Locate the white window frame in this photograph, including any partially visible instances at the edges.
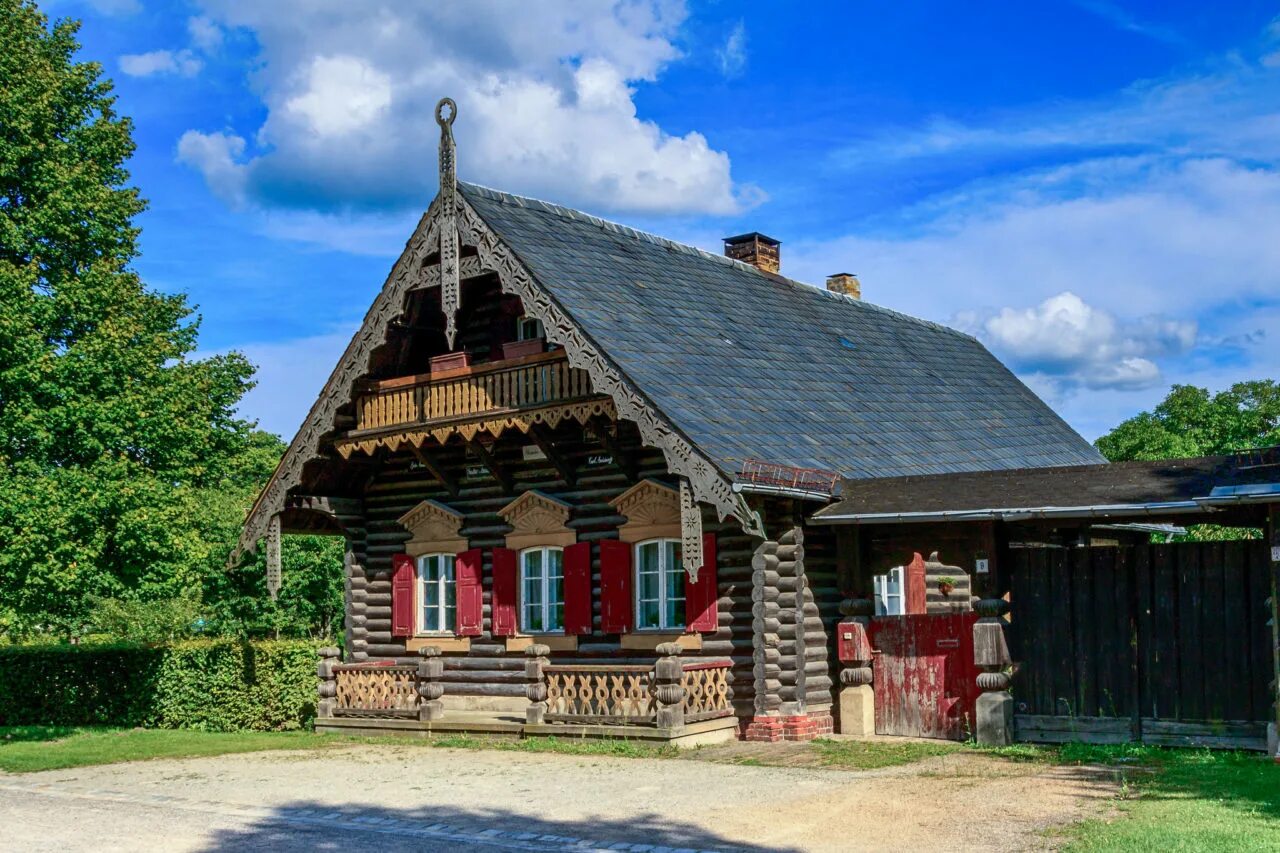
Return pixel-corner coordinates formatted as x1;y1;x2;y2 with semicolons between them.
634;538;686;631
874;565;905;616
516;315;545;341
519;546;565;634
417;553;456;634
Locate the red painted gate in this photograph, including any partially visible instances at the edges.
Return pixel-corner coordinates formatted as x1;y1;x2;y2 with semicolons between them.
869;613;981;740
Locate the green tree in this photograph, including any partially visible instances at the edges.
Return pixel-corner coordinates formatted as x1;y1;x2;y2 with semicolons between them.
0;2;341;639
1096;382;1280;461
1096;381;1278;542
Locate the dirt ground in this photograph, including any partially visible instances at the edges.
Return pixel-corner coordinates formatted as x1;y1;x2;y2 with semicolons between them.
0;744;1118;852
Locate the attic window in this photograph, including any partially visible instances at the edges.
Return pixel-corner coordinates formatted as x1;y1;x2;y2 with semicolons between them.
837;336;857;350
517;316;545;341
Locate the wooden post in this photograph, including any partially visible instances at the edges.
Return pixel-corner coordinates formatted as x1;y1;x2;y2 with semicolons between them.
836;597;875;735
416;646;444;722
316;646;340;719
1268;505;1280;760
973;598;1014;745
525;643;550;725
653;642;686;730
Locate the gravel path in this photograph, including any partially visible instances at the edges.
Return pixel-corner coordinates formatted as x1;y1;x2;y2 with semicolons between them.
0;745;1117;852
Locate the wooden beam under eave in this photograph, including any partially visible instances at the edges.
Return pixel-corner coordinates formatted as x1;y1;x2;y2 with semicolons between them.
587;416;638;481
466;439;514;494
409;443;460;498
529;424;577;487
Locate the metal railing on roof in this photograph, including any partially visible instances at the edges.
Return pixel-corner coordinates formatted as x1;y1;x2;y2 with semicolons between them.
738;458;840;497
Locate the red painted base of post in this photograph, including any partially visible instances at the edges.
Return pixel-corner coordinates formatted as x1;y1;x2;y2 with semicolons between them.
740;712;834;742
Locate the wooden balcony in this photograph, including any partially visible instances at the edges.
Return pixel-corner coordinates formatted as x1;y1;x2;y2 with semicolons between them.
350;350;603;436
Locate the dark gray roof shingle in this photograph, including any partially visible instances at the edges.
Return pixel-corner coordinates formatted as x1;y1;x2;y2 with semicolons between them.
461;182;1105;480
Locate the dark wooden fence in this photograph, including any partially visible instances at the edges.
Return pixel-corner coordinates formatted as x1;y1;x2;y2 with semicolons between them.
1008;541;1273;750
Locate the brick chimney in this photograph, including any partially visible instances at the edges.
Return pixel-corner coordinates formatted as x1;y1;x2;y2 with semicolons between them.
723;232;780;274
826;273;861;299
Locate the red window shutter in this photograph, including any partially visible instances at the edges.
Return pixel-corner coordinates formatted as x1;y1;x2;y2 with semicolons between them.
563;541;592;635
391;553;415;638
490;547;518;637
599;539;632;634
685;533;719;633
455;548;483;637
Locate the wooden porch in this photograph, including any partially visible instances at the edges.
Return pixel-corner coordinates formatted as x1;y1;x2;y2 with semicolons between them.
313;645;739;748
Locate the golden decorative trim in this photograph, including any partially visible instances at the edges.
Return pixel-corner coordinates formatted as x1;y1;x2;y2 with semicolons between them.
334;399;616;459
506;635;578;653
611;479;680;544
499;490;575;551
620;632;702;652
408;636;470;653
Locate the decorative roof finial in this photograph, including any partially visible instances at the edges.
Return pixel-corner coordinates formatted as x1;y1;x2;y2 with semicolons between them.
436;97;461;348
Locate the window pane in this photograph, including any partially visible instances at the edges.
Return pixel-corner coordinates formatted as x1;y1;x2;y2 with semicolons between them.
522;550;544;633
638;599;660;629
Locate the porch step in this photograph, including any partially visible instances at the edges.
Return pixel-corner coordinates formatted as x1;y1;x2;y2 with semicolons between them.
315;713;739;749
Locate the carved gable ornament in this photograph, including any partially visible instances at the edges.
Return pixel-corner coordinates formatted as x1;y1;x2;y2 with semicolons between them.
499;490;575;550
398;499;467;556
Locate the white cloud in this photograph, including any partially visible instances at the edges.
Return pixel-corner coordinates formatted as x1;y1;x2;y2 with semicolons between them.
179;1;757;216
284;56;393;137
119;49;202;78
187;15;224;52
176;130;247;205
956;292;1196;392
716;20;747;78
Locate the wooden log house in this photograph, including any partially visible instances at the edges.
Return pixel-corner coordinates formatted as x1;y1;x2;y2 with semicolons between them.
233;98;1109;744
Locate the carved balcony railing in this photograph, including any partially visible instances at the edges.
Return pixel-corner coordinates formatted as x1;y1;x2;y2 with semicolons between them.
332;662;418;718
352;350;600;435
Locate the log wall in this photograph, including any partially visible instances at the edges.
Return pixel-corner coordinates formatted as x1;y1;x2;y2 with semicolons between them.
342;419;761;719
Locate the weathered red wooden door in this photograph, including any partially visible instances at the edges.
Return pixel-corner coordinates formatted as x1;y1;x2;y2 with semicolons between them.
870;613;980;740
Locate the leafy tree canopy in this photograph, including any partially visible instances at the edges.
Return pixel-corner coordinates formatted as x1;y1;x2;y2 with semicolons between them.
0;2;341;641
1096;381;1280;462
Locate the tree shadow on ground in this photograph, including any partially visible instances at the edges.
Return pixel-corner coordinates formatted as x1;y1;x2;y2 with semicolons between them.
1129;751;1280;822
199;799;795;853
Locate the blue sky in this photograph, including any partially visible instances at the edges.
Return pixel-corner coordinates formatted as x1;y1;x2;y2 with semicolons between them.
52;0;1280;441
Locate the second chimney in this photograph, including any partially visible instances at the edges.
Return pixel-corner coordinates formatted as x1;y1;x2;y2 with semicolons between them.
723;232;781;274
826;273;861;299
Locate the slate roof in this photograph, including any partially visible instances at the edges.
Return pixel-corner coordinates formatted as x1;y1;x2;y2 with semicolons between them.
460;182;1106;481
813;449;1280;522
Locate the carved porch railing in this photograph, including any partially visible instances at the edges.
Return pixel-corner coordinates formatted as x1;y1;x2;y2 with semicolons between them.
352;350;598;434
540;650;733;728
331;662;418;717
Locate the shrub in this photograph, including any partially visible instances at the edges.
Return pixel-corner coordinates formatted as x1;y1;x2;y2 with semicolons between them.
0;640;319;731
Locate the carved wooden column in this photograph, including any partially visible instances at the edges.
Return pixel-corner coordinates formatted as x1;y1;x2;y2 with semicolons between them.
525;643;550;725
973;598;1014;745
416;646;444;722
751;539;783;720
836;598;875;735
653;642;686;730
316;646;340;719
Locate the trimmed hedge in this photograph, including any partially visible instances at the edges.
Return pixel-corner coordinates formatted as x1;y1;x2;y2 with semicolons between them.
0;640;319;731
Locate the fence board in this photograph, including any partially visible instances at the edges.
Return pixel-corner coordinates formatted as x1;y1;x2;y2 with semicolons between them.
1010;540;1270;750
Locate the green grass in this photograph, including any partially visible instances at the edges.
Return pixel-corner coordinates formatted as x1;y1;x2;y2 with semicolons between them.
425;734;678;759
1056;747;1280;852
0;726;339;773
811;737;962;769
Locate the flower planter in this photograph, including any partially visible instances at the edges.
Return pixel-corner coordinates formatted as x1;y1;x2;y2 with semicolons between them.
937;582;955;596
501;338;545;360
429;351;471;372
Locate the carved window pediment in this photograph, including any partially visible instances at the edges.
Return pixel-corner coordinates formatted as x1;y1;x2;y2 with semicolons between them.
398;499;467;556
499;490;575;549
611;479;680;543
